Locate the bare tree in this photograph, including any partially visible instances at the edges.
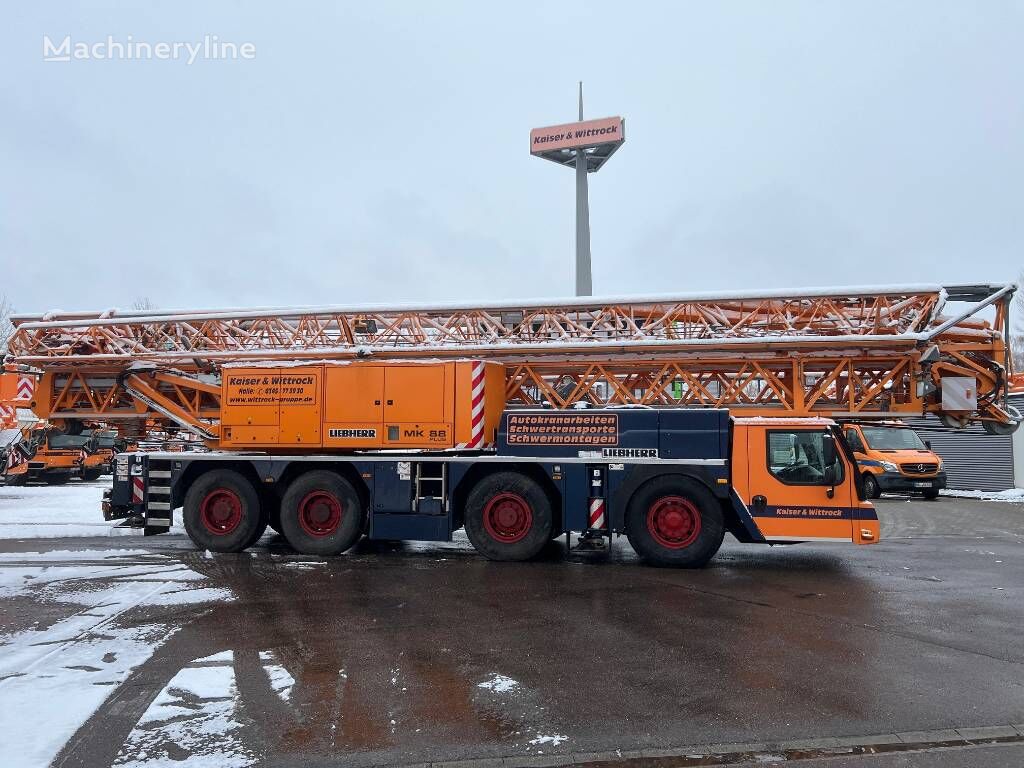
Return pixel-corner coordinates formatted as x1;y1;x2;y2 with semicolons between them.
0;294;13;357
131;297;156;311
1012;273;1024;372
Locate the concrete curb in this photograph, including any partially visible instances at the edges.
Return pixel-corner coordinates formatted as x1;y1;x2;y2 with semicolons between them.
423;723;1024;767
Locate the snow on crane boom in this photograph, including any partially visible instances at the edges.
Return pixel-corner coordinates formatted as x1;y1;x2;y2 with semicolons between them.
6;282;1018;437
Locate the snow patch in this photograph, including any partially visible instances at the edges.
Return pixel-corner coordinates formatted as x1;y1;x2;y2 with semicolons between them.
0;548;236;767
477;674;519;693
113;651;256;768
529;733;569;747
0;616;173;768
145;587;234;606
259;651;295;703
941;488;1024;503
0;483;185;539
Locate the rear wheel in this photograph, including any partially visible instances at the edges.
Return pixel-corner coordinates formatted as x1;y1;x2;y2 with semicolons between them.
183;470;263;552
862;473;880;499
82;467;104;482
280;471;364;555
46;474;70;485
626;476;724;567
464;472;553;561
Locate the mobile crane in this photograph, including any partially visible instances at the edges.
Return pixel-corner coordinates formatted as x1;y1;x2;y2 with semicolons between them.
6;283;1016;565
1;368;36;483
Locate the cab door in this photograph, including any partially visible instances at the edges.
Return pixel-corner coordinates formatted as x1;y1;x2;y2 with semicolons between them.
746;426;854;542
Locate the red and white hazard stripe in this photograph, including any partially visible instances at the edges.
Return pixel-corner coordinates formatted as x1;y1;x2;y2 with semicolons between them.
5;448;24;471
588;497;606;530
132;477;145;503
458;361;488;449
16;376;34;401
0;405;14;421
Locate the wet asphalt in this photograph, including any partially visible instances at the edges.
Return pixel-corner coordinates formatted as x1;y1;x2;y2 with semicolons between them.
3;496;1023;767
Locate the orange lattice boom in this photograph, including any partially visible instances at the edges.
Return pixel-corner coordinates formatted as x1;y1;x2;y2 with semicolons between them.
6;283;1017;435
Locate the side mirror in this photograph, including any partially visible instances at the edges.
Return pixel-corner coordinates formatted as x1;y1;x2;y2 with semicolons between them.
822;433;837;468
824;463;837;487
823;434;838;496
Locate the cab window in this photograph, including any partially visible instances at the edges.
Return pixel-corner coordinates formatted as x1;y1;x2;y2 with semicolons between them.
767;430;844;486
47;434;91;450
860;426;926;451
844;428;865;452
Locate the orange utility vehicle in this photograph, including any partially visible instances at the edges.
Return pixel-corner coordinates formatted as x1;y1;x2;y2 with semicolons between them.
11;423;109;484
842;422;945;499
81;428;127;473
1;367;36;483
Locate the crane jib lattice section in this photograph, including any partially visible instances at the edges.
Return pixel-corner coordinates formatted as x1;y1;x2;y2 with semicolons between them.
5;284;1015;427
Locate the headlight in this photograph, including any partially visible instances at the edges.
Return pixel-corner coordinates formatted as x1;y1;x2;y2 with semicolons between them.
936;458;943;470
880;460;899;472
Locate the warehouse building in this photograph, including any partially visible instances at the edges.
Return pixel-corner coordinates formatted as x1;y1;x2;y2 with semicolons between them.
904;394;1024;492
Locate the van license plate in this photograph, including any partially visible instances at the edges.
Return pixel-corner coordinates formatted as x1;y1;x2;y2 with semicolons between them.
914;482;932;488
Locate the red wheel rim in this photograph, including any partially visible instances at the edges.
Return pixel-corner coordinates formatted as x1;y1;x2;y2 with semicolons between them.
647;495;701;549
200;488;243;535
482;492;533;543
298;491;343;537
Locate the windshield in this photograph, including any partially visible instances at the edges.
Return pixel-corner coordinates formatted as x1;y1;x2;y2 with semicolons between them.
47;434;92;450
861;427;926;451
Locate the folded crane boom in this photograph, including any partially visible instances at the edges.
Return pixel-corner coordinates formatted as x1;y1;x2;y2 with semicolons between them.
7;283;1017;439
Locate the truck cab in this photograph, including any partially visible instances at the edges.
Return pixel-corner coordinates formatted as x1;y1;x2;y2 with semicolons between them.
842;422;945;500
81;429;126;474
732;418;878;545
24;427;109;484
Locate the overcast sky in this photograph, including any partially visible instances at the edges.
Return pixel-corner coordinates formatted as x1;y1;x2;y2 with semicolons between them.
1;2;1021;314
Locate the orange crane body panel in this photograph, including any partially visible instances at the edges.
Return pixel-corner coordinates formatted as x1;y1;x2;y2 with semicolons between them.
219;361;504;451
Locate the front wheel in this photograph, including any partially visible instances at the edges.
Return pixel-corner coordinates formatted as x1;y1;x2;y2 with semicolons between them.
183;470;264;552
279;471;364;555
626;476;724;567
862;473;880;500
464;472;553;561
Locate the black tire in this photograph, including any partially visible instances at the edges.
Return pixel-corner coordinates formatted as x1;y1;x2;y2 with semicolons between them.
183;470;263;553
625;476;724;567
46;474;71;485
862;473;881;499
464;472;553;561
279;471;364;555
82;468;104;482
922;488;940;500
243;516;269;548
